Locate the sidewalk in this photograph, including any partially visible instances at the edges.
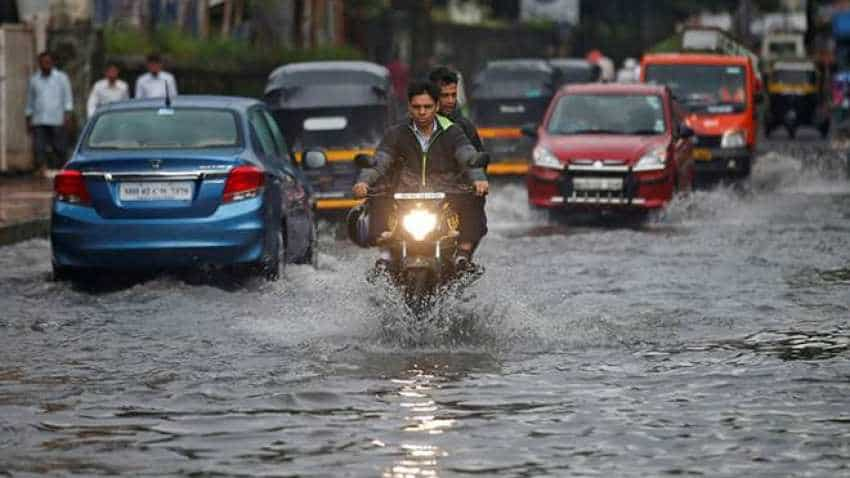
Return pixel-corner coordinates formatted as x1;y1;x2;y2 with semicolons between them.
0;175;52;246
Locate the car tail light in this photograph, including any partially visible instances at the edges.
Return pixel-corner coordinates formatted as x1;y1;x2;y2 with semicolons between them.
223;165;264;203
54;170;91;205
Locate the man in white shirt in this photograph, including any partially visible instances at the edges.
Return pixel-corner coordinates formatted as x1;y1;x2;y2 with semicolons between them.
25;51;73;175
134;53;178;99
86;62;129;118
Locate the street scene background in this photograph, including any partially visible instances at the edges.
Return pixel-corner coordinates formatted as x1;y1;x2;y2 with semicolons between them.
2;1;850;477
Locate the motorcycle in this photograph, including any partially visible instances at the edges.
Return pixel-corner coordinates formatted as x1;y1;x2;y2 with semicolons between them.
353;190;482;313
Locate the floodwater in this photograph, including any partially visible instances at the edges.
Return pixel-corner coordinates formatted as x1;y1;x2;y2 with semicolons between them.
1;138;849;477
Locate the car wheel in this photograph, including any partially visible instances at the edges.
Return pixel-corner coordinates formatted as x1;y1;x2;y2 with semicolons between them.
304;227;319;268
51;263;77;282
786;125;797;139
289;217;319;267
820;121;831;139
261;228;285;281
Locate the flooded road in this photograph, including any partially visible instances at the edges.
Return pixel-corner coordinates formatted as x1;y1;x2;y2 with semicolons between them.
1;138;849;476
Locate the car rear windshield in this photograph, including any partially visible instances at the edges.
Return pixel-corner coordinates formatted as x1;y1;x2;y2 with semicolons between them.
546;94;667;135
85;108;241;150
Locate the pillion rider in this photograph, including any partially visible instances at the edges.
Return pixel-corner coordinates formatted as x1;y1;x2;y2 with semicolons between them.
353;80;489;269
428;66;485;152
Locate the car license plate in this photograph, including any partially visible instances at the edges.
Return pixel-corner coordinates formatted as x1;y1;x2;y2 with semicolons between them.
573;177;623;191
692;148;713;161
119;181;193;201
499;104;526;114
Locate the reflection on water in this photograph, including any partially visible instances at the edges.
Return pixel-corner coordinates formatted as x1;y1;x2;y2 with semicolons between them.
819;267;850;285
384;367;452;478
375;354;498;478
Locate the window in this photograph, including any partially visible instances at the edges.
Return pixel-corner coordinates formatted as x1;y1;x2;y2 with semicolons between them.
546;94;667;135
645;64;748;113
261;109;290;160
249;109;279;158
86;108;240;150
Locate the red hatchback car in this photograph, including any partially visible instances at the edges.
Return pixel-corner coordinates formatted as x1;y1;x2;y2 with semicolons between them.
526;83;695;216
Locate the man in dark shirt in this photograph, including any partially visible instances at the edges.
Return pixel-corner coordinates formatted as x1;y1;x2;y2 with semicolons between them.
428;66;485;152
353;80;488;268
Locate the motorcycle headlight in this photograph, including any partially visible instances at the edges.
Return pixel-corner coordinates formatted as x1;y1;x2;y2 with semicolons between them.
402;209;438;241
532;145;563;170
633;146;667;172
721;130;746;149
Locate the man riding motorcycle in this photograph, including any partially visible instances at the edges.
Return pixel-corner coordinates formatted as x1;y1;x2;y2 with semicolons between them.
353;80;489;270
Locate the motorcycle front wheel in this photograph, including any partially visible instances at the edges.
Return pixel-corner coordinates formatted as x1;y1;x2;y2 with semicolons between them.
404;268;434;315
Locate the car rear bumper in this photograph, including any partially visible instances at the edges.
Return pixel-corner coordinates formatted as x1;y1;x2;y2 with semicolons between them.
50;198;266;269
527;166;674;210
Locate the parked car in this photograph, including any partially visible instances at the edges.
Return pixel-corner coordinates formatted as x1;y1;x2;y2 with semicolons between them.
50;96;317;282
263;61;395;215
526;83;695;218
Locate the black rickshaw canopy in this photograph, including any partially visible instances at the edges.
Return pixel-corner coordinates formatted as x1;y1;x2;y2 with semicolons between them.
264;61;392;109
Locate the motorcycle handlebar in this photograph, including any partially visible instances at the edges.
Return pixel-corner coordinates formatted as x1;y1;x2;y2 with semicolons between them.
365;188;479;199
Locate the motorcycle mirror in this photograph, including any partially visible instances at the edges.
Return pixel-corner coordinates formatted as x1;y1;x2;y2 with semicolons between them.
303;149;327;169
354;153;374;169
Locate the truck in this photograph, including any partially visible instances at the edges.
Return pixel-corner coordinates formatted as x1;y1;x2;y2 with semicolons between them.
642;28;762;179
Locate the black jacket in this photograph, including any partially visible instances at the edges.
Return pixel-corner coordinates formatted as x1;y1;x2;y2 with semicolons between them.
359;115;486;193
446;109;485;152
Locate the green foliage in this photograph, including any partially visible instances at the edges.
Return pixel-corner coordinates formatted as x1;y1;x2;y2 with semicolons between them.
346;0;389;19
104;26;363;71
103;26;153;55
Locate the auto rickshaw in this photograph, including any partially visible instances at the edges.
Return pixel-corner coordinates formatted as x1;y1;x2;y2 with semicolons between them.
263;61;395;214
764;60;830;139
470;59;557;176
548;58;601;89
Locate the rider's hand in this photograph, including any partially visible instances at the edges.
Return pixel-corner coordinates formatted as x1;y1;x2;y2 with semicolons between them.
473;180;489;196
353;182;369;198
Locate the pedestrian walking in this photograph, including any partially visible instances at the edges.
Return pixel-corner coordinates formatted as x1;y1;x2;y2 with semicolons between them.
134;53;178;99
25;51;73;176
86;62;129;118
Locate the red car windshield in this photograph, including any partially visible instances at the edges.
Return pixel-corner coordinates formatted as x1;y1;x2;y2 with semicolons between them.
546;94;667;136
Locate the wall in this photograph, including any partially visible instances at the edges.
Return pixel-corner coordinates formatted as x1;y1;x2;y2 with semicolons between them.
0;25;36;172
48;23;101;132
358;15;560;82
432;22;559;80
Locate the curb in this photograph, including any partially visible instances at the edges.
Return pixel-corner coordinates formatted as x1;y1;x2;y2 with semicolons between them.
0;218;50;246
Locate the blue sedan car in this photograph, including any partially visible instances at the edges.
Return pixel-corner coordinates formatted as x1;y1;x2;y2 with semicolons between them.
50;96;317;282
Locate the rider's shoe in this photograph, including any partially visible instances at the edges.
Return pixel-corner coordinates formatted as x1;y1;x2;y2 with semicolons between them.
367;258;392;284
454;252;484;278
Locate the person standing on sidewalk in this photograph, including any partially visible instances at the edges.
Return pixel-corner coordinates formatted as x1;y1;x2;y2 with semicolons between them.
86;62;129;118
134;53;178;99
25;51;73;176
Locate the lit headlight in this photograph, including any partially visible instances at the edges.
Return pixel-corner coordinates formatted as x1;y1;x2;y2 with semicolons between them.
633;146;667;172
721;130;746;148
532;145;563;170
402;209;437;241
